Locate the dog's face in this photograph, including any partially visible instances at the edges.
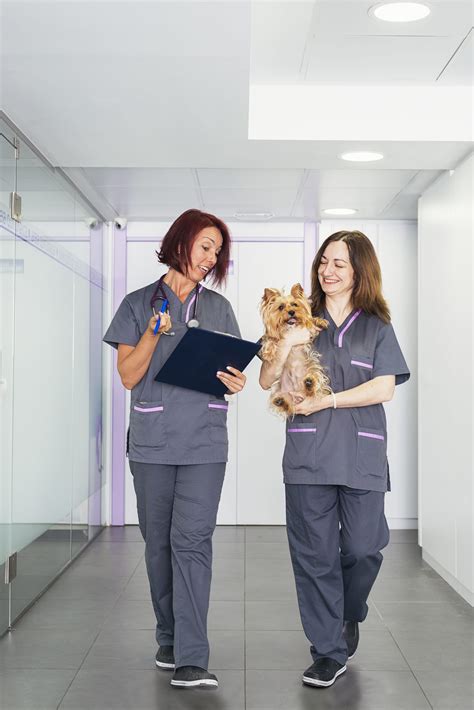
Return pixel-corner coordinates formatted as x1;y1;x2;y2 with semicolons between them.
260;283;314;339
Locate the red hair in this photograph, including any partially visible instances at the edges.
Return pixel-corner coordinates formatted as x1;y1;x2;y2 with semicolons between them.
157;209;231;287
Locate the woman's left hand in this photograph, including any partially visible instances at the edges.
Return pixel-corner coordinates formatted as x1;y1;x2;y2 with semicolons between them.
216;366;247;394
294;394;330;416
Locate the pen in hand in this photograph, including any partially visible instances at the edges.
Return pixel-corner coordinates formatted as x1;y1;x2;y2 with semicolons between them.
153;299;169;335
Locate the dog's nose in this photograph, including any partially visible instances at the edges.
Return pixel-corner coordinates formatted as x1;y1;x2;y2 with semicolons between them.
288;310;295;317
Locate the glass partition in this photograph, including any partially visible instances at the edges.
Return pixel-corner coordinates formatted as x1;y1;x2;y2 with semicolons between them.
0;128;17;632
0;118;104;633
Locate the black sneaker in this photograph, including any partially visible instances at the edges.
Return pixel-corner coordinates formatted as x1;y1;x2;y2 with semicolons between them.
302;658;346;688
343;621;359;660
170;666;218;689
155;646;175;670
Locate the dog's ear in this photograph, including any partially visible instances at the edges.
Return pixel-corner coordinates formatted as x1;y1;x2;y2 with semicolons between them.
290;283;304;299
262;288;279;304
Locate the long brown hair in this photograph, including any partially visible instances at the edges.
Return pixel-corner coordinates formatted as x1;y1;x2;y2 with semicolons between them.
310;230;391;323
157;209;231;287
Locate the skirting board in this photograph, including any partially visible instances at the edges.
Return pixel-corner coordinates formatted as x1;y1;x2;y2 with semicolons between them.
387;518;417;530
423;550;473;607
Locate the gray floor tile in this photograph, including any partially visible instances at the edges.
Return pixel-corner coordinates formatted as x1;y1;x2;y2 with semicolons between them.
245;630;311;670
245;526;287;542
96;526;144;543
101;598;156;631
414;670;474;710
371;573;465;603
0;669;76;710
0;628;98;669
391;628;474;671
11;596;116;631
375;601;474;633
213;526;245;543
82;628;157;670
246;669;432;710
44;572;130;600
389;529;419;544
245;542;292;559
213;542;245;558
78;541;145;558
59;669;245;709
210;558;245;601
245;557;296;601
245;601;303;631
348;630;410;670
209;629;245;669
208;601;245;630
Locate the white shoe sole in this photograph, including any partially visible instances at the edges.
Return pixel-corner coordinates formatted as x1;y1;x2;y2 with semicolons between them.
303;665;347;687
347;652;355;660
171;679;218;688
156;660;175;670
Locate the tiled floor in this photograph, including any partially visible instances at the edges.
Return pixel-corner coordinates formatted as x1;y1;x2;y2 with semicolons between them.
0;526;472;709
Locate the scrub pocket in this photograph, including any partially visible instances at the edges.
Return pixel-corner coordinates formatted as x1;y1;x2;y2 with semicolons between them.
356;428;386;477
283;424;317;473
130;401;166;449
208;401;229;445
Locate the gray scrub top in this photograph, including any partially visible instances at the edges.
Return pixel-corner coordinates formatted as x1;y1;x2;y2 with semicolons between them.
283;308;410;492
103;280;241;465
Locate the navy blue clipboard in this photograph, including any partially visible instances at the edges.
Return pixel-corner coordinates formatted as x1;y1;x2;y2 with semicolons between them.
154;328;261;397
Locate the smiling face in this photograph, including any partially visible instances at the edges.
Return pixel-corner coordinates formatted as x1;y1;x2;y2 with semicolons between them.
318;240;355;298
187;226;223;283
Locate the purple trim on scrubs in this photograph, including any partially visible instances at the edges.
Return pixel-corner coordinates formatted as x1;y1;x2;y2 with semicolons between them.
134;405;164;413
338;308;362;347
208;403;228;410
185;284;204;322
358;431;384;441
351;359;373;369
288;428;317;433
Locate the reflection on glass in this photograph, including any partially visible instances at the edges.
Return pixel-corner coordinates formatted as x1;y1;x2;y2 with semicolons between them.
0;119;104;634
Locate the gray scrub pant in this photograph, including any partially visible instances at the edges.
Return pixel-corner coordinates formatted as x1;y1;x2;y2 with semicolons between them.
130;461;226;670
285;484;390;666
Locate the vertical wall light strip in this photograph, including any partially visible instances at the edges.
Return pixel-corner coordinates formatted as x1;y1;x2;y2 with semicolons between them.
89;225;104;529
303;222;317;294
111;226;127;525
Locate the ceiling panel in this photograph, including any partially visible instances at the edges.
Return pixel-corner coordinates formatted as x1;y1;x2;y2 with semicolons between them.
197;169;304;189
306;36;461;83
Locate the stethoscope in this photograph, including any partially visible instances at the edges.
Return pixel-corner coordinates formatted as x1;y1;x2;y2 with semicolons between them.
150;275;202;336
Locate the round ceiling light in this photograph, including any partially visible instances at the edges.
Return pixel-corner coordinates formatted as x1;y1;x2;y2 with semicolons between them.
341;151;384;162
323;208;358;216
370;2;431;22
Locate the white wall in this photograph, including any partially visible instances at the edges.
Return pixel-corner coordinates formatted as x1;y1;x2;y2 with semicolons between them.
121;219;417;528
418;153;473;605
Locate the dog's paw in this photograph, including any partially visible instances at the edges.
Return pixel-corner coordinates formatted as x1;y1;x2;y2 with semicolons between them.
313;317;329;331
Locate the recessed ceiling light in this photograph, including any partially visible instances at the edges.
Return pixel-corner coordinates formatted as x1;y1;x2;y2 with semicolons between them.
323;208;358;216
370;2;431;22
341;151;384;162
233;212;274;220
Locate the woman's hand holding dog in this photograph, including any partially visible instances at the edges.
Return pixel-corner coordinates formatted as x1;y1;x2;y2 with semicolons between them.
294;393;331;416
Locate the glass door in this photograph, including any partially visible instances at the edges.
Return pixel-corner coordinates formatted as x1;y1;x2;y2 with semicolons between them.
0;125;18;634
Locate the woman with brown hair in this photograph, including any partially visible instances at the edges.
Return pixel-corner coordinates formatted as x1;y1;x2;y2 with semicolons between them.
259;230;410;688
104;209;246;689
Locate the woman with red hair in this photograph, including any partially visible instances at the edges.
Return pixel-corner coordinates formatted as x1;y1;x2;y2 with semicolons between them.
104;209;246;689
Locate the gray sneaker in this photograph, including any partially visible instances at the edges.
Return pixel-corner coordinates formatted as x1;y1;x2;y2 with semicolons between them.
171;666;218;688
155;646;175;670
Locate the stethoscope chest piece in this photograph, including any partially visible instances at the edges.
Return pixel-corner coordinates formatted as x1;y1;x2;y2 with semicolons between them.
187;318;200;329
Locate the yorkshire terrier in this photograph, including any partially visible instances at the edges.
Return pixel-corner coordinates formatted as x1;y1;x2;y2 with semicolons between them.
260;283;330;417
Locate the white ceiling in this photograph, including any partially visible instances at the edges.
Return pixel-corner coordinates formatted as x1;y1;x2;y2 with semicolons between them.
0;0;472;221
